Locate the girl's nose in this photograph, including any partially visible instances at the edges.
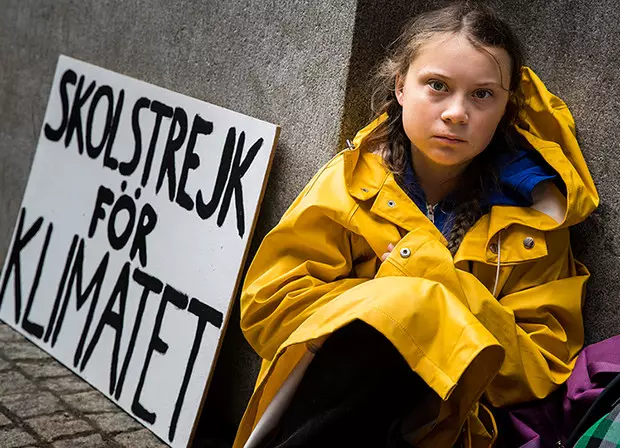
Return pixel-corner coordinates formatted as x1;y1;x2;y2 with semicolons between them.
440;97;469;125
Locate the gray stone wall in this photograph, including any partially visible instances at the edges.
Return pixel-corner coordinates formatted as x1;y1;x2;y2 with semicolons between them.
0;0;357;443
2;0;620;446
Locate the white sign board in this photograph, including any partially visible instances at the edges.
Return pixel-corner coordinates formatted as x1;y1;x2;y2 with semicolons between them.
0;55;279;447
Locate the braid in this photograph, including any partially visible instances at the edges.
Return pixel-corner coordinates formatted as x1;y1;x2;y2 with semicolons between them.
446;192;484;256
445;129;513;256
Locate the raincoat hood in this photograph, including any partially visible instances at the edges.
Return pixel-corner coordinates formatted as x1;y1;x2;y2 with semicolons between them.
516;67;598;227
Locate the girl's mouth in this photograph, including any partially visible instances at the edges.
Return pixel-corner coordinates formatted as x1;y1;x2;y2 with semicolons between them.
433;135;466;144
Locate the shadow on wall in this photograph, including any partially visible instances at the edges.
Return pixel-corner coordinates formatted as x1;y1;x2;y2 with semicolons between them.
338;0;424;147
338;0;477;147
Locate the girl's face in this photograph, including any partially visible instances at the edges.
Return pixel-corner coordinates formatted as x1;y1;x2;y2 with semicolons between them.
395;32;512;170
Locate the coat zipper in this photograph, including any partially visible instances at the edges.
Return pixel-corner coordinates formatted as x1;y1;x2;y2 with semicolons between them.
426;203;436;224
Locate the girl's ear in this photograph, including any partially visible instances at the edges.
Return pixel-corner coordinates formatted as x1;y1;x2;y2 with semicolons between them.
395;74;405;106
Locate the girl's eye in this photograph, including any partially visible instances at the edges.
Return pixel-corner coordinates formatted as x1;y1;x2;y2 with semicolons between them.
428;80;447;92
474;89;493;99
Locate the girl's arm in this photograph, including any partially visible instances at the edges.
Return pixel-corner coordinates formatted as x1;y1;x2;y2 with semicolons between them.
459;228;586;406
240;161;369;361
378;226;586;406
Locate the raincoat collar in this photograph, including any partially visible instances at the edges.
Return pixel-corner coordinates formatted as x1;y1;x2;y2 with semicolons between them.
343;116;388;202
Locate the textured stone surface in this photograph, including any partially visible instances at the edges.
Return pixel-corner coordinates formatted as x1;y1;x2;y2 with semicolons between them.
0;325;26;342
0;358;12;372
25;413;93;441
92;411;142;434
1;342;51;361
52;434;107;448
41;376;93;394
3;392;64;418
16;361;71;379
0;413;12;426
0;371;36;395
0;327;166;446
0;427;36;448
62;391;119;414
115;429;166;447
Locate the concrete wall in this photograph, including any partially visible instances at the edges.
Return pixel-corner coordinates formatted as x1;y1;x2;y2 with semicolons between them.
2;0;620;446
0;0;357;445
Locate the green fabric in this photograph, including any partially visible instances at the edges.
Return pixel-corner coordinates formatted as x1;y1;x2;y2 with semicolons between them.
575;403;620;447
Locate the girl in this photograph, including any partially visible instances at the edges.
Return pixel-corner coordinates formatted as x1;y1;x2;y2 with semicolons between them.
233;3;599;447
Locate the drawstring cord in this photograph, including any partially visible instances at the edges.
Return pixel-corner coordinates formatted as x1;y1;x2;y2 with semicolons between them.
492;231;502;297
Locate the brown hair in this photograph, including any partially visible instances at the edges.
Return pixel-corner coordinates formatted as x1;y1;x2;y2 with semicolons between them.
361;2;526;255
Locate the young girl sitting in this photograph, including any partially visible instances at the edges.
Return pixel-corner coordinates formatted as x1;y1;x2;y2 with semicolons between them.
233;3;599;447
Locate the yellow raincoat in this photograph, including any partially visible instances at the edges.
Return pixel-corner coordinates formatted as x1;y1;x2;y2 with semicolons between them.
233;67;599;447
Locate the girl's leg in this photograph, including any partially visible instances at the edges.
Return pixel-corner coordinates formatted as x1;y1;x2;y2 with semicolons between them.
261;320;437;448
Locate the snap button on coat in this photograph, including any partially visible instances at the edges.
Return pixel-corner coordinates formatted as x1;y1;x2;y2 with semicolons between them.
523;237;535;249
388;200;396;208
400;248;411;258
489;243;498;254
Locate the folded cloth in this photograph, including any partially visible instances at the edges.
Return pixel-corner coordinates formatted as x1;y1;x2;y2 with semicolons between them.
494;334;620;448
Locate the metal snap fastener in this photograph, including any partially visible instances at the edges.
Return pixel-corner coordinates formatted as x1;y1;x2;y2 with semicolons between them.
399;248;411;258
489;243;498;254
387;200;396;208
361;187;369;193
523;237;535;249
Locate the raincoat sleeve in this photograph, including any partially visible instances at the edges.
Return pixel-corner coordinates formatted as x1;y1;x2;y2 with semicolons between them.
379;226;587;407
239;163;367;361
462;228;587;406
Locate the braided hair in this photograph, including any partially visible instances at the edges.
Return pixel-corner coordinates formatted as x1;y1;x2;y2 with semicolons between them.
360;2;526;255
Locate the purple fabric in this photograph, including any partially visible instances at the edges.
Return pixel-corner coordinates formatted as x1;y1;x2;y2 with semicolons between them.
494;335;620;448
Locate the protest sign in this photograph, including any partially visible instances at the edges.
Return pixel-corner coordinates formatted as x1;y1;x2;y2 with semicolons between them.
0;55;279;447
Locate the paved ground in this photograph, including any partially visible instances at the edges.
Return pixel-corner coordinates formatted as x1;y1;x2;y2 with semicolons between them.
0;321;171;448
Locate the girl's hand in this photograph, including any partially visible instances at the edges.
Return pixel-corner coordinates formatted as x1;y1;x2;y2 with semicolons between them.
380;243;395;262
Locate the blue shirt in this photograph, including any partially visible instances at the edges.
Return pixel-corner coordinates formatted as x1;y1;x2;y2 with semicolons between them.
396;148;557;237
